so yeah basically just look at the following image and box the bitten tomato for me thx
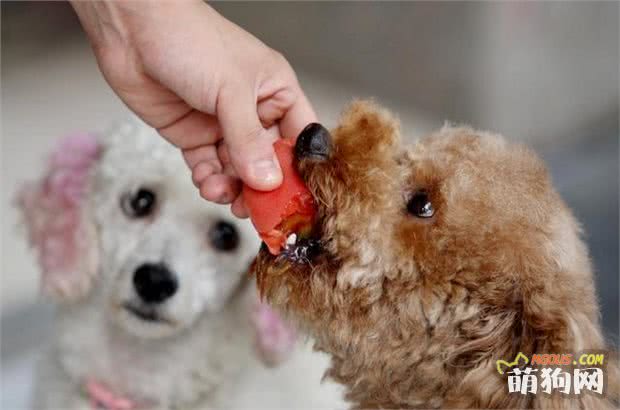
[242,138,316,255]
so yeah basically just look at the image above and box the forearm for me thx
[69,0,209,49]
[69,1,129,48]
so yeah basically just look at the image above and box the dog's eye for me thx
[407,190,434,218]
[122,188,156,218]
[209,221,239,251]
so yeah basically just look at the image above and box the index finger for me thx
[278,87,317,140]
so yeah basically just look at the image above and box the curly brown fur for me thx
[252,101,618,409]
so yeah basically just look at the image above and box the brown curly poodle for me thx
[252,101,617,409]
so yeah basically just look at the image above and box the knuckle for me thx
[268,49,288,66]
[267,49,295,79]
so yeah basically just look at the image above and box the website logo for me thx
[496,352,606,396]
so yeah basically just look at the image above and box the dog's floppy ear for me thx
[16,134,101,302]
[251,301,297,367]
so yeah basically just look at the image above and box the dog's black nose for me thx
[295,123,332,161]
[133,263,178,304]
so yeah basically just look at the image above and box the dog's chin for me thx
[254,237,333,300]
[255,240,318,275]
[115,301,182,339]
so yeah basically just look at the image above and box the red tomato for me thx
[242,138,316,254]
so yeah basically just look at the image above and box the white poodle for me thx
[17,121,344,409]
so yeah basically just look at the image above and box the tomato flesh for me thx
[242,138,317,255]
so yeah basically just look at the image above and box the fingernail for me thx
[250,159,281,187]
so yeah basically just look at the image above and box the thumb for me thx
[217,85,282,191]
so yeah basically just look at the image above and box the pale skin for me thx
[70,0,316,217]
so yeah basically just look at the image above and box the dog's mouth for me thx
[122,301,173,325]
[267,185,325,264]
[257,123,332,264]
[276,234,323,264]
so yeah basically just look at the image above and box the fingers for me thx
[158,110,220,150]
[183,144,219,169]
[182,138,245,207]
[183,143,241,203]
[182,145,220,189]
[216,142,238,177]
[256,59,317,139]
[158,63,315,214]
[267,86,317,140]
[217,84,282,191]
[190,160,221,188]
[185,84,314,209]
[231,193,250,218]
[198,174,241,204]
[257,88,295,129]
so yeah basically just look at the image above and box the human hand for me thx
[70,0,316,217]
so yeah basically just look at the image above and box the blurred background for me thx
[2,1,618,408]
